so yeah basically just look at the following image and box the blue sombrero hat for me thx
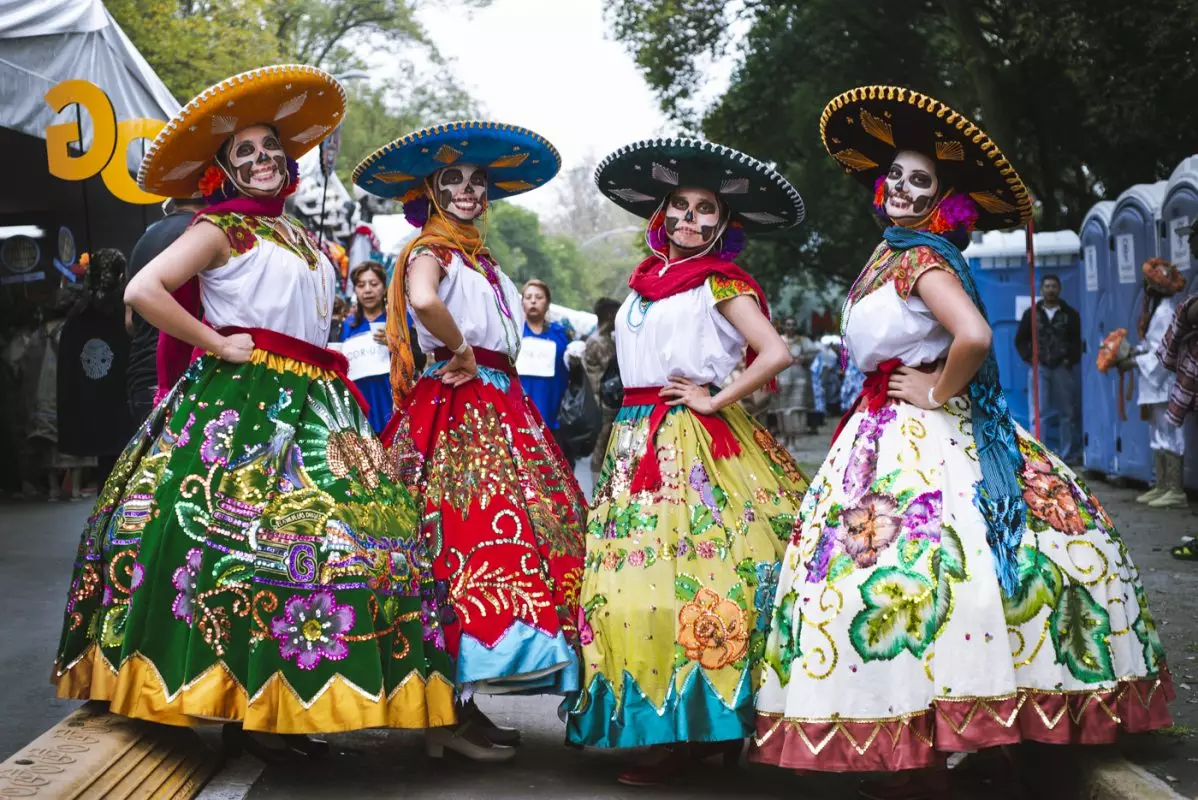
[352,120,561,202]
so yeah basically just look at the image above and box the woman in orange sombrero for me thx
[51,66,455,761]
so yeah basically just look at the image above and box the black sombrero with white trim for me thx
[594,138,805,233]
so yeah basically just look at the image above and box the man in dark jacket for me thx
[1016,274,1082,462]
[124,197,205,423]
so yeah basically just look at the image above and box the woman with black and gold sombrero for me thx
[51,66,455,760]
[751,86,1172,796]
[564,138,810,785]
[354,122,586,761]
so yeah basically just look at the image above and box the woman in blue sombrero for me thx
[354,122,586,762]
[565,137,810,785]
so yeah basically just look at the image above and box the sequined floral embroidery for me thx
[270,589,355,670]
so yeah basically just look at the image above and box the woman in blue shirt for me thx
[341,261,393,434]
[519,279,572,455]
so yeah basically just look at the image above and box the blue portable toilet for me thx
[964,231,1082,442]
[1079,201,1116,475]
[1160,155,1198,487]
[1108,181,1167,483]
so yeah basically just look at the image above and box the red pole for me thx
[1026,220,1041,440]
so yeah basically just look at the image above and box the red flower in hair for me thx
[198,165,225,197]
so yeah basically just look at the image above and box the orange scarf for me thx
[386,205,491,408]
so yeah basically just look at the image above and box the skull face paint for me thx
[884,150,940,225]
[221,124,288,197]
[434,164,487,222]
[663,188,723,251]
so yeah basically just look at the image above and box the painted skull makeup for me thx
[434,164,487,222]
[221,124,288,196]
[884,150,940,224]
[663,188,723,251]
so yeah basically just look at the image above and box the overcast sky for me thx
[413,0,730,215]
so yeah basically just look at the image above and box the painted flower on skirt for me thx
[577,605,594,646]
[420,598,446,650]
[901,491,943,541]
[754,562,780,632]
[171,548,203,624]
[842,443,878,504]
[270,589,356,670]
[1021,458,1086,535]
[838,493,902,568]
[225,225,258,255]
[677,587,750,670]
[856,406,897,444]
[200,410,240,467]
[804,525,838,583]
[689,464,724,526]
[129,562,145,593]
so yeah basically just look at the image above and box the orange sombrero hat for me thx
[138,65,346,197]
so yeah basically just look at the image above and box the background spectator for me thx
[58,249,134,485]
[583,297,620,478]
[772,317,812,450]
[125,197,205,423]
[341,261,393,434]
[519,278,571,453]
[1016,274,1081,463]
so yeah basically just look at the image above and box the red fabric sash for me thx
[216,326,369,413]
[622,386,741,493]
[432,346,517,377]
[832,358,902,442]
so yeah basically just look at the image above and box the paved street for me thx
[2,432,1196,798]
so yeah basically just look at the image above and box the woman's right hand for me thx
[436,346,478,387]
[217,333,255,364]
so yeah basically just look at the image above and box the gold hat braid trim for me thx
[818,85,1031,224]
[351,120,562,185]
[137,64,345,191]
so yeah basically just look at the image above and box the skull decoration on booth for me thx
[663,188,725,252]
[883,150,941,226]
[433,164,488,222]
[220,124,288,197]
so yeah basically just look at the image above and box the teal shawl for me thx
[883,226,1025,597]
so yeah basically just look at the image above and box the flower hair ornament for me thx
[198,158,300,202]
[873,175,980,235]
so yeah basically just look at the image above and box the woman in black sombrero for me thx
[566,138,810,785]
[751,86,1172,799]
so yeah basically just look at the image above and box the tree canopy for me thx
[605,0,1198,291]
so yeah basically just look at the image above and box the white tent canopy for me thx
[0,0,179,170]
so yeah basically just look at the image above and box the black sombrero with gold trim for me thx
[595,137,805,233]
[820,86,1031,231]
[352,121,560,202]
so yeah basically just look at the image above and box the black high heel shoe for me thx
[222,723,330,763]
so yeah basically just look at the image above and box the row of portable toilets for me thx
[962,154,1198,486]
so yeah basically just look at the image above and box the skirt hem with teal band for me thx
[568,400,808,747]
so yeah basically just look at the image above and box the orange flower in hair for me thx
[1142,257,1185,295]
[198,165,225,197]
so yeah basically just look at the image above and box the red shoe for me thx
[617,746,690,787]
[858,769,952,800]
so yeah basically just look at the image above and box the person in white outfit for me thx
[1122,258,1187,508]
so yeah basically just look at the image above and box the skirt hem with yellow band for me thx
[53,330,456,733]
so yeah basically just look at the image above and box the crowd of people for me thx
[24,65,1179,800]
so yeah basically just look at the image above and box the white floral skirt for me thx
[751,395,1172,772]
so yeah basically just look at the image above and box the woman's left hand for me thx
[887,364,944,410]
[372,328,388,345]
[660,377,718,415]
